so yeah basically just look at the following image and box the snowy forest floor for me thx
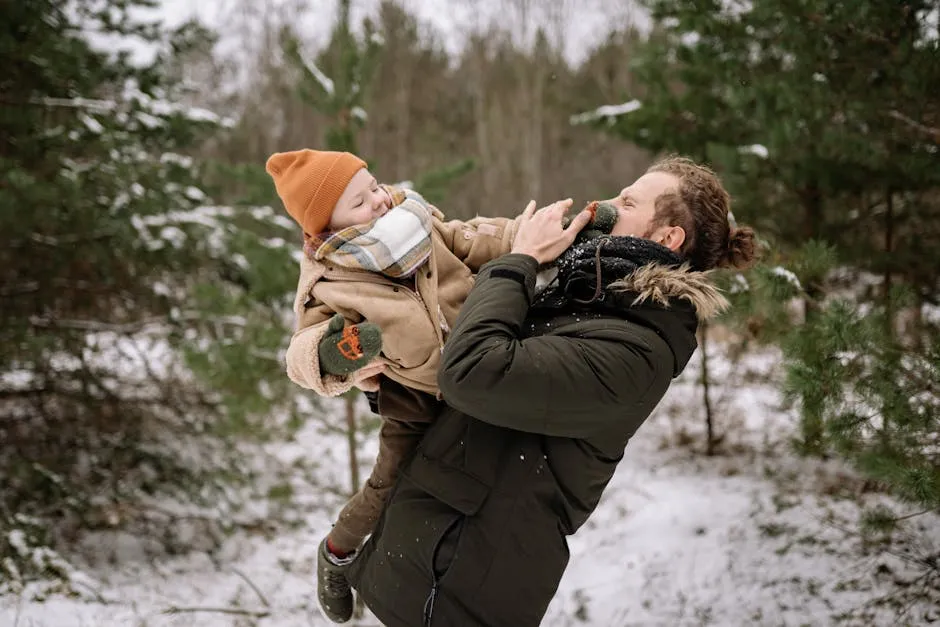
[2,344,939,626]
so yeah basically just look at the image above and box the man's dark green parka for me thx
[347,252,728,627]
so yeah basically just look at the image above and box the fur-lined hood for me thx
[609,263,729,320]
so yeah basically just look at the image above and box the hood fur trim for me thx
[609,263,729,320]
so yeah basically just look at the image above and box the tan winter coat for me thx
[285,207,519,397]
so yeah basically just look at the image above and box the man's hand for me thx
[510,199,593,265]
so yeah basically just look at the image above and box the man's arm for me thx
[437,254,663,439]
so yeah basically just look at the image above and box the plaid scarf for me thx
[309,189,433,279]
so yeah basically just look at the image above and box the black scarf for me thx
[533,235,683,310]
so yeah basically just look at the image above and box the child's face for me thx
[329,168,392,231]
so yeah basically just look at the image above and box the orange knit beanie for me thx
[265,149,367,237]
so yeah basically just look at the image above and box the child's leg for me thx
[326,413,430,555]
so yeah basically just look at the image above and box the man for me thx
[343,157,757,626]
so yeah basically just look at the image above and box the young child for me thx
[265,149,616,623]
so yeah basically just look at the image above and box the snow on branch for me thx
[770,266,802,290]
[570,100,642,125]
[134,206,234,229]
[131,206,233,252]
[729,274,750,294]
[160,153,194,168]
[738,144,770,158]
[34,88,234,129]
[250,206,298,231]
[295,50,335,96]
[34,97,116,112]
[123,84,235,127]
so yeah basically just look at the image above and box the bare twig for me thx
[70,578,109,604]
[0,388,47,399]
[0,281,40,297]
[233,567,271,608]
[162,605,270,618]
[249,348,281,362]
[28,312,249,334]
[887,110,940,142]
[29,230,116,246]
[28,315,167,334]
[892,507,936,524]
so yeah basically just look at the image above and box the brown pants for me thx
[328,379,440,553]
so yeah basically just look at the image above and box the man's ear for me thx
[659,226,686,252]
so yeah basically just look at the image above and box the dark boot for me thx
[317,537,355,623]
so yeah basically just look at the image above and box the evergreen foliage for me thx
[1,0,301,590]
[580,0,940,282]
[578,0,940,516]
[784,287,940,512]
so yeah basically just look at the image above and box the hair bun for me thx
[724,226,758,270]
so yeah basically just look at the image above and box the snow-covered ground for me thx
[2,344,938,626]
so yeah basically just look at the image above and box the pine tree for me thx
[1,0,301,590]
[576,0,940,285]
[783,281,940,511]
[572,2,940,491]
[281,0,381,155]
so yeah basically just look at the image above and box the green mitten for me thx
[318,314,383,376]
[563,201,618,241]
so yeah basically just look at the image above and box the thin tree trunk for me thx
[884,188,895,336]
[471,42,494,201]
[344,392,366,618]
[912,288,924,351]
[800,183,823,322]
[394,58,411,181]
[528,54,544,200]
[345,394,360,495]
[700,322,716,456]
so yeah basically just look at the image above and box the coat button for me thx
[393,286,400,292]
[426,271,432,279]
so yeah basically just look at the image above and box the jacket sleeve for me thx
[285,293,376,398]
[437,254,661,439]
[434,212,522,272]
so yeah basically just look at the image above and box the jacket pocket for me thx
[416,411,507,492]
[432,516,464,578]
[406,451,489,516]
[416,409,468,460]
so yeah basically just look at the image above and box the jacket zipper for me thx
[423,516,463,627]
[422,583,438,627]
